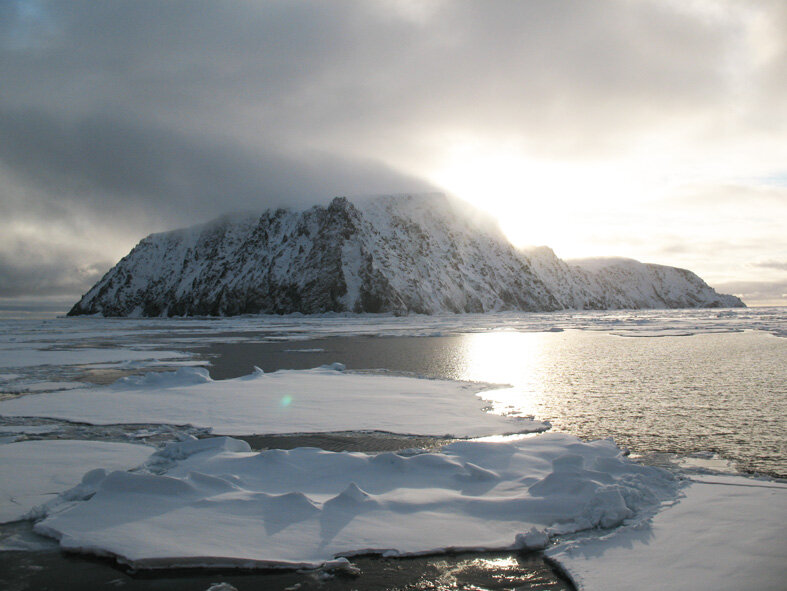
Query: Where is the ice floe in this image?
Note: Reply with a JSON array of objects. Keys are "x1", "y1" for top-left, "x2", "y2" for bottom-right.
[
  {"x1": 1, "y1": 308, "x2": 784, "y2": 585},
  {"x1": 0, "y1": 380, "x2": 89, "y2": 395},
  {"x1": 0, "y1": 347, "x2": 192, "y2": 369},
  {"x1": 33, "y1": 433, "x2": 679, "y2": 569},
  {"x1": 547, "y1": 474, "x2": 787, "y2": 591},
  {"x1": 0, "y1": 365, "x2": 545, "y2": 437},
  {"x1": 0, "y1": 440, "x2": 153, "y2": 523}
]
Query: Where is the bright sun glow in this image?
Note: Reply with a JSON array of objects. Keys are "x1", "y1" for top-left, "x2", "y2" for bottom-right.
[
  {"x1": 458, "y1": 331, "x2": 545, "y2": 418},
  {"x1": 428, "y1": 142, "x2": 652, "y2": 253}
]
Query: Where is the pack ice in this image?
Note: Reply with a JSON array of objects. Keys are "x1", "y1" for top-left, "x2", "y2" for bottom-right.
[
  {"x1": 0, "y1": 365, "x2": 546, "y2": 437},
  {"x1": 33, "y1": 433, "x2": 680, "y2": 569}
]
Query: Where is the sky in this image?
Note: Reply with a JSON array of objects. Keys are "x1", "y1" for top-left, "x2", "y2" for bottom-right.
[{"x1": 1, "y1": 0, "x2": 785, "y2": 305}]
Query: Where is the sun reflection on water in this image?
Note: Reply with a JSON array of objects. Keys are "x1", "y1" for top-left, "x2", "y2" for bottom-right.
[
  {"x1": 441, "y1": 330, "x2": 786, "y2": 476},
  {"x1": 456, "y1": 331, "x2": 549, "y2": 419}
]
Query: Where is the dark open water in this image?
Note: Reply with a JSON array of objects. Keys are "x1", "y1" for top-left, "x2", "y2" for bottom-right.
[{"x1": 0, "y1": 543, "x2": 572, "y2": 591}]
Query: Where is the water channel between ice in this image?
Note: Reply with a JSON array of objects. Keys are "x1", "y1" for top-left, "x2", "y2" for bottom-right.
[{"x1": 200, "y1": 330, "x2": 786, "y2": 478}]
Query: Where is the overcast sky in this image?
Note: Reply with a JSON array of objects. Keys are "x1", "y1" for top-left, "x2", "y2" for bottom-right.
[{"x1": 1, "y1": 0, "x2": 785, "y2": 305}]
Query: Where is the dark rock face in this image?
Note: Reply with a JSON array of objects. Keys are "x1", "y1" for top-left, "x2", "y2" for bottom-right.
[{"x1": 69, "y1": 194, "x2": 744, "y2": 317}]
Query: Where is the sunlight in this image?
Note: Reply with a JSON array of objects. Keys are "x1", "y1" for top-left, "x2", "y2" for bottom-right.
[
  {"x1": 458, "y1": 331, "x2": 546, "y2": 418},
  {"x1": 429, "y1": 142, "x2": 648, "y2": 251}
]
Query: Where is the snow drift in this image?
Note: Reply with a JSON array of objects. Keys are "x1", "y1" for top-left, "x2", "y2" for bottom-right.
[
  {"x1": 33, "y1": 433, "x2": 680, "y2": 569},
  {"x1": 69, "y1": 194, "x2": 743, "y2": 316}
]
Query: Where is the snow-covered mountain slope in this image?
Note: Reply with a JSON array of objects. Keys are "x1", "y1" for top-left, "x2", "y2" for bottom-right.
[
  {"x1": 523, "y1": 248, "x2": 744, "y2": 310},
  {"x1": 69, "y1": 194, "x2": 743, "y2": 316},
  {"x1": 568, "y1": 257, "x2": 744, "y2": 309}
]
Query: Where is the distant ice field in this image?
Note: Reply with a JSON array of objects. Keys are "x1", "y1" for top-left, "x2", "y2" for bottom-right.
[{"x1": 1, "y1": 307, "x2": 783, "y2": 476}]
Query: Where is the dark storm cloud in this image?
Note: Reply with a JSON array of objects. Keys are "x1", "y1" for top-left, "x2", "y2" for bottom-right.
[
  {"x1": 1, "y1": 0, "x2": 745, "y2": 164},
  {"x1": 0, "y1": 0, "x2": 439, "y2": 234},
  {"x1": 0, "y1": 247, "x2": 112, "y2": 298},
  {"x1": 0, "y1": 107, "x2": 431, "y2": 223}
]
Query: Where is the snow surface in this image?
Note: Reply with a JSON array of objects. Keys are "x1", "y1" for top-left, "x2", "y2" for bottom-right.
[
  {"x1": 0, "y1": 440, "x2": 153, "y2": 523},
  {"x1": 0, "y1": 381, "x2": 89, "y2": 394},
  {"x1": 33, "y1": 433, "x2": 680, "y2": 569},
  {"x1": 524, "y1": 249, "x2": 744, "y2": 310},
  {"x1": 0, "y1": 365, "x2": 545, "y2": 437},
  {"x1": 547, "y1": 475, "x2": 787, "y2": 591},
  {"x1": 0, "y1": 347, "x2": 191, "y2": 369}
]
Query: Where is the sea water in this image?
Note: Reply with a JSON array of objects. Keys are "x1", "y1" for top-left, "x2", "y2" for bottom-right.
[
  {"x1": 202, "y1": 329, "x2": 786, "y2": 477},
  {"x1": 1, "y1": 309, "x2": 784, "y2": 475}
]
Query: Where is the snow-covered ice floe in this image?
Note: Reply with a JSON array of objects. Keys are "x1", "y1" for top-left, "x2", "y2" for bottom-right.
[
  {"x1": 0, "y1": 365, "x2": 545, "y2": 437},
  {"x1": 0, "y1": 440, "x2": 154, "y2": 523},
  {"x1": 33, "y1": 433, "x2": 679, "y2": 569},
  {"x1": 0, "y1": 381, "x2": 89, "y2": 395},
  {"x1": 547, "y1": 474, "x2": 787, "y2": 591},
  {"x1": 0, "y1": 347, "x2": 192, "y2": 370}
]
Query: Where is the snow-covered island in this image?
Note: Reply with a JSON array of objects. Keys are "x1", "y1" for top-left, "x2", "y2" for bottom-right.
[{"x1": 68, "y1": 194, "x2": 743, "y2": 317}]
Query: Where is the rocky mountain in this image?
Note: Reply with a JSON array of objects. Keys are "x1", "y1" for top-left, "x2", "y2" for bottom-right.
[{"x1": 69, "y1": 194, "x2": 744, "y2": 316}]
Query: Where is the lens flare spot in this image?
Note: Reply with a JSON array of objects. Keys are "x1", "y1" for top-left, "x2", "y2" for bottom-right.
[{"x1": 280, "y1": 394, "x2": 293, "y2": 407}]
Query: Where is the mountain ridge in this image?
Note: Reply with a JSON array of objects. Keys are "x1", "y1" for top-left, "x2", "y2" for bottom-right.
[{"x1": 69, "y1": 194, "x2": 744, "y2": 316}]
